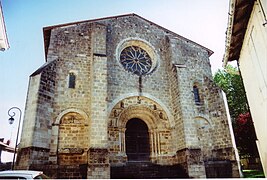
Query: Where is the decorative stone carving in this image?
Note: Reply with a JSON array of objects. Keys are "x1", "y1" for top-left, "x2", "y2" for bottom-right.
[
  {"x1": 58, "y1": 148, "x2": 84, "y2": 154},
  {"x1": 113, "y1": 110, "x2": 118, "y2": 117},
  {"x1": 61, "y1": 112, "x2": 84, "y2": 124}
]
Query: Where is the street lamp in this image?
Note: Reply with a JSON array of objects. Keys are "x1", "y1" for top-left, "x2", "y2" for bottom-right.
[{"x1": 8, "y1": 107, "x2": 22, "y2": 170}]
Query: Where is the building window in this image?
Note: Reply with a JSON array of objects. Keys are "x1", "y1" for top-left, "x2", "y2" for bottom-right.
[
  {"x1": 193, "y1": 85, "x2": 201, "y2": 105},
  {"x1": 120, "y1": 46, "x2": 152, "y2": 76},
  {"x1": 69, "y1": 73, "x2": 76, "y2": 88}
]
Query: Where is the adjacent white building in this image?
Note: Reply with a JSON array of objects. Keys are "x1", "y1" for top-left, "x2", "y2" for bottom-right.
[
  {"x1": 0, "y1": 0, "x2": 9, "y2": 51},
  {"x1": 223, "y1": 0, "x2": 267, "y2": 175}
]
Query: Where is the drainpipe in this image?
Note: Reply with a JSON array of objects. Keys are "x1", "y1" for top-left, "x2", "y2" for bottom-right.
[
  {"x1": 222, "y1": 91, "x2": 243, "y2": 177},
  {"x1": 257, "y1": 0, "x2": 267, "y2": 26}
]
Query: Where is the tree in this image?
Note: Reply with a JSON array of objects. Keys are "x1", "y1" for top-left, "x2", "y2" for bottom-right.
[
  {"x1": 235, "y1": 112, "x2": 258, "y2": 157},
  {"x1": 213, "y1": 65, "x2": 258, "y2": 158},
  {"x1": 213, "y1": 65, "x2": 248, "y2": 119}
]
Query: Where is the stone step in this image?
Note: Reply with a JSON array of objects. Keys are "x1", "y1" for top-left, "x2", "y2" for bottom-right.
[{"x1": 111, "y1": 162, "x2": 189, "y2": 179}]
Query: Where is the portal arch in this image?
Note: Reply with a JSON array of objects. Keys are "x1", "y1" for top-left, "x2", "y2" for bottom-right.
[{"x1": 108, "y1": 96, "x2": 173, "y2": 164}]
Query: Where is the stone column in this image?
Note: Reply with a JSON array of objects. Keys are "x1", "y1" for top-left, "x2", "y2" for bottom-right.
[
  {"x1": 120, "y1": 128, "x2": 126, "y2": 153},
  {"x1": 154, "y1": 131, "x2": 158, "y2": 155},
  {"x1": 87, "y1": 23, "x2": 109, "y2": 179},
  {"x1": 90, "y1": 53, "x2": 108, "y2": 148},
  {"x1": 149, "y1": 131, "x2": 154, "y2": 157},
  {"x1": 150, "y1": 129, "x2": 162, "y2": 161},
  {"x1": 120, "y1": 128, "x2": 127, "y2": 163},
  {"x1": 157, "y1": 132, "x2": 161, "y2": 155}
]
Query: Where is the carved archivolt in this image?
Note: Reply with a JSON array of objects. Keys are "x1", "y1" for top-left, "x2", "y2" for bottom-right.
[
  {"x1": 119, "y1": 105, "x2": 168, "y2": 129},
  {"x1": 108, "y1": 96, "x2": 170, "y2": 130},
  {"x1": 108, "y1": 93, "x2": 174, "y2": 127}
]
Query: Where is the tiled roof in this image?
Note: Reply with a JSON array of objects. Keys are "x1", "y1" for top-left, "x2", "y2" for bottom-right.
[{"x1": 223, "y1": 0, "x2": 255, "y2": 65}]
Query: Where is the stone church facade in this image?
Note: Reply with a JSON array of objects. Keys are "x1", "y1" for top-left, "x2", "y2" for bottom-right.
[{"x1": 17, "y1": 14, "x2": 239, "y2": 178}]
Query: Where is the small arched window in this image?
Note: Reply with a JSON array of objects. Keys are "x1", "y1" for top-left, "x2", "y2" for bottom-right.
[
  {"x1": 68, "y1": 73, "x2": 76, "y2": 89},
  {"x1": 193, "y1": 85, "x2": 201, "y2": 105}
]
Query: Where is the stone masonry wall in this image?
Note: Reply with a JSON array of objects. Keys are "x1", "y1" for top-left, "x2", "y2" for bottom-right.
[
  {"x1": 165, "y1": 36, "x2": 186, "y2": 151},
  {"x1": 18, "y1": 58, "x2": 58, "y2": 167},
  {"x1": 58, "y1": 112, "x2": 88, "y2": 165},
  {"x1": 164, "y1": 27, "x2": 238, "y2": 177},
  {"x1": 46, "y1": 23, "x2": 93, "y2": 167},
  {"x1": 19, "y1": 75, "x2": 40, "y2": 149},
  {"x1": 48, "y1": 23, "x2": 92, "y2": 119},
  {"x1": 104, "y1": 15, "x2": 173, "y2": 113}
]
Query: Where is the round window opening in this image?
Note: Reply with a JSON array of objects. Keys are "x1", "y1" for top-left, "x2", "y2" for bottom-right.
[{"x1": 120, "y1": 46, "x2": 152, "y2": 76}]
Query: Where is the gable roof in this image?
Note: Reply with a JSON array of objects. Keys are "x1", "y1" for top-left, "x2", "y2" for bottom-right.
[{"x1": 43, "y1": 13, "x2": 213, "y2": 58}]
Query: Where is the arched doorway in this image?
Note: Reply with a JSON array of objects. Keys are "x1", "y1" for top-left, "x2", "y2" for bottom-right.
[{"x1": 125, "y1": 118, "x2": 150, "y2": 161}]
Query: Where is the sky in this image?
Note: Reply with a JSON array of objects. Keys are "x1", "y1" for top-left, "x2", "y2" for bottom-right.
[{"x1": 0, "y1": 0, "x2": 230, "y2": 162}]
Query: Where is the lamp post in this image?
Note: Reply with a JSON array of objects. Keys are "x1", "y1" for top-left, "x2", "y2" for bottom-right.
[{"x1": 8, "y1": 107, "x2": 22, "y2": 170}]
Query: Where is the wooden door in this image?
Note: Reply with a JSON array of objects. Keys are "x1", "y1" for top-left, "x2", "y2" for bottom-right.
[{"x1": 125, "y1": 118, "x2": 150, "y2": 161}]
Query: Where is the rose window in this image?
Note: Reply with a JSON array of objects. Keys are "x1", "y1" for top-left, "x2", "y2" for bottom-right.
[{"x1": 120, "y1": 46, "x2": 152, "y2": 76}]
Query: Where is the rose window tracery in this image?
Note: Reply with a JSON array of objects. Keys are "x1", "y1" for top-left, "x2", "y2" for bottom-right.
[{"x1": 120, "y1": 46, "x2": 152, "y2": 76}]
